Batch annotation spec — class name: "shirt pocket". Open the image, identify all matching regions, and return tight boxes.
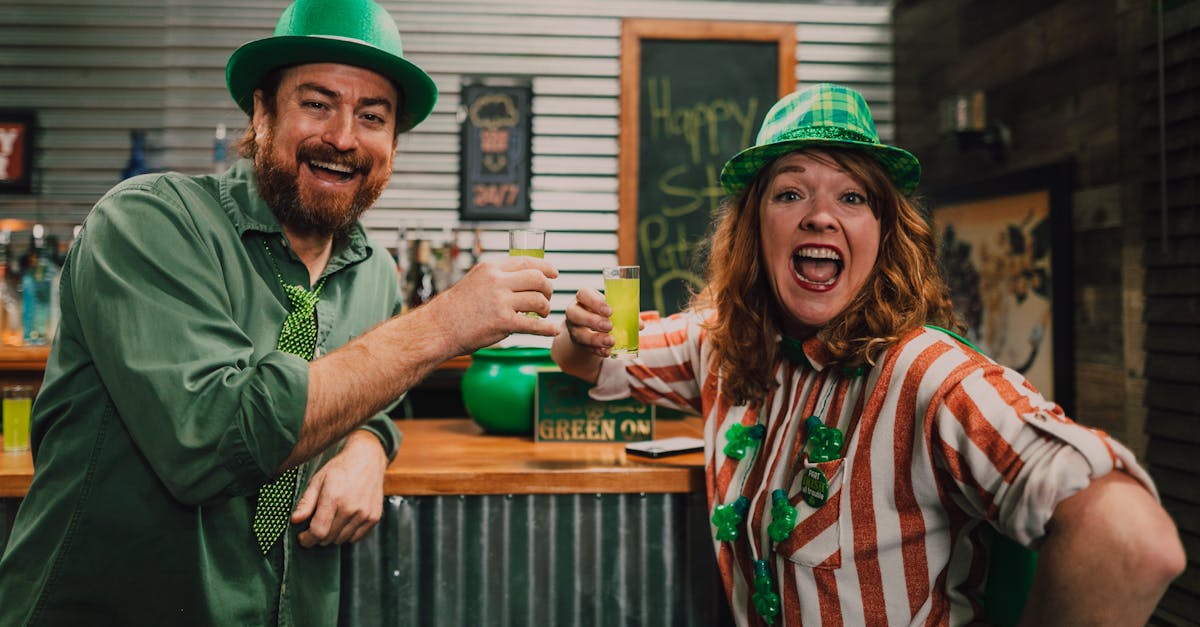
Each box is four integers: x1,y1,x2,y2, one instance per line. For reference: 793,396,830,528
774,456,846,569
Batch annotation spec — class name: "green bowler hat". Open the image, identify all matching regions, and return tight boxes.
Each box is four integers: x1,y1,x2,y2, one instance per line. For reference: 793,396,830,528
719,83,921,196
226,0,438,133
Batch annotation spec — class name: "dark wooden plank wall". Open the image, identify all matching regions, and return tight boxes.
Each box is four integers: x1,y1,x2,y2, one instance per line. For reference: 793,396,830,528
894,0,1145,448
893,0,1198,621
1141,1,1200,620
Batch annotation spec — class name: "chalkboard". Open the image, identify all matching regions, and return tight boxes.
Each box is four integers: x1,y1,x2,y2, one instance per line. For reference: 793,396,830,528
619,20,795,314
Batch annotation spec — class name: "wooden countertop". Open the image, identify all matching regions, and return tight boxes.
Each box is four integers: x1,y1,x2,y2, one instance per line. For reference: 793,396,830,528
0,418,705,498
0,346,51,371
0,347,472,373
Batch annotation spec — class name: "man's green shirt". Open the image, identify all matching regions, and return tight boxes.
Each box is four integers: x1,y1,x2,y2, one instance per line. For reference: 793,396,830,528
0,159,403,625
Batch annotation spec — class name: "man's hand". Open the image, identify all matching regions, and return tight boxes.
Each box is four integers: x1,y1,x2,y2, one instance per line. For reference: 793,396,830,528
293,256,557,471
424,255,559,357
291,430,388,548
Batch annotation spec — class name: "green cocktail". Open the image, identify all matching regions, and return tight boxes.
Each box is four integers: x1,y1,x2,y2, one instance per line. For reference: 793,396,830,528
3,386,32,452
509,229,546,316
603,266,640,359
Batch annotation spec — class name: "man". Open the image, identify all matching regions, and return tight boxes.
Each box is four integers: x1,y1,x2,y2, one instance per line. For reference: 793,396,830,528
0,0,558,624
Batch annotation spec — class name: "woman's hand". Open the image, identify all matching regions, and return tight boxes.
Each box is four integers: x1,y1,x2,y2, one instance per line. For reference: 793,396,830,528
563,288,615,358
551,288,614,384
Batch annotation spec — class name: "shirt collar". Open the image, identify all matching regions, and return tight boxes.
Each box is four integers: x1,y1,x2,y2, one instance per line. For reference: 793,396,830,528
779,335,829,371
779,335,866,378
218,158,372,271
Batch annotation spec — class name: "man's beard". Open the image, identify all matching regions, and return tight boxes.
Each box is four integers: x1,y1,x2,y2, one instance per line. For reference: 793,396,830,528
254,129,391,238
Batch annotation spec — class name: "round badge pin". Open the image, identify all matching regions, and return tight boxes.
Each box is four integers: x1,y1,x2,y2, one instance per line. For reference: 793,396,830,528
799,467,829,507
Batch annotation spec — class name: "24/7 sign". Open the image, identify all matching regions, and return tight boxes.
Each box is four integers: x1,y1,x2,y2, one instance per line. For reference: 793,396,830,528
460,84,532,221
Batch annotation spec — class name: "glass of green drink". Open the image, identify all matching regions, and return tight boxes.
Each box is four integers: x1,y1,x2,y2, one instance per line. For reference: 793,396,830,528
3,385,32,453
508,229,545,259
509,229,545,316
602,265,639,359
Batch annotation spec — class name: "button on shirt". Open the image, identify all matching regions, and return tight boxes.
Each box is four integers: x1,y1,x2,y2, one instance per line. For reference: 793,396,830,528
0,159,403,626
592,310,1158,626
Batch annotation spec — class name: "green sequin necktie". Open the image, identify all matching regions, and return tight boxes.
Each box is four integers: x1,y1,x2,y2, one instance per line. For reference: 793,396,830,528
253,242,327,555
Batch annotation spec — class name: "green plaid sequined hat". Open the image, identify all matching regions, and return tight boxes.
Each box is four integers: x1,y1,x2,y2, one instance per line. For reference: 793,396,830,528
719,83,921,196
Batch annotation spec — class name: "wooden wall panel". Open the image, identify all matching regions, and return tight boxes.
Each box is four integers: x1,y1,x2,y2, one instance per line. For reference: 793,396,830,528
1140,0,1200,620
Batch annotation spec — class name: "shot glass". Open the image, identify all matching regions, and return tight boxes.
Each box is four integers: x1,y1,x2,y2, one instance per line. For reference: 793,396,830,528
510,229,546,316
508,229,545,259
602,266,640,359
3,385,32,453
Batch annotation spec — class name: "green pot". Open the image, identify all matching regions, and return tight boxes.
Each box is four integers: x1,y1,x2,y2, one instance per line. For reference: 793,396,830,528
461,347,556,435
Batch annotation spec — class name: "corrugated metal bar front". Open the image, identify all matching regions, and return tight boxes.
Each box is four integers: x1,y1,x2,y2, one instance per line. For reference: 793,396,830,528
341,492,731,627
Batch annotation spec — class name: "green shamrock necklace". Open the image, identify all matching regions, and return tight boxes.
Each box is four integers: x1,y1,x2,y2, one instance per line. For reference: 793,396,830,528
711,369,851,625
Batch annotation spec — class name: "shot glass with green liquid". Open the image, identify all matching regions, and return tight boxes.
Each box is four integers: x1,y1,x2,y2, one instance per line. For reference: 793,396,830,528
3,385,32,453
508,229,545,259
602,266,639,359
509,229,545,316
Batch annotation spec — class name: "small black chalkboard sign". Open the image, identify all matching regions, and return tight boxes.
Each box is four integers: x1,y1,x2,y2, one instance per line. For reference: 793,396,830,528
459,82,533,221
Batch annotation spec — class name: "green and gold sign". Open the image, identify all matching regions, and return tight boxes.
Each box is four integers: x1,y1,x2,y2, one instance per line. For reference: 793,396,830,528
535,370,655,442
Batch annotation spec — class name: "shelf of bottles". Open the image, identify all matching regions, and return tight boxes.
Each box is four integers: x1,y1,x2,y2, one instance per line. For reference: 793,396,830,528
0,221,77,355
394,225,482,314
0,219,482,374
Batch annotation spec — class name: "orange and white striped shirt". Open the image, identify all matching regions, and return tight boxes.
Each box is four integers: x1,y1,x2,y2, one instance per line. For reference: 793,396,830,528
591,310,1155,626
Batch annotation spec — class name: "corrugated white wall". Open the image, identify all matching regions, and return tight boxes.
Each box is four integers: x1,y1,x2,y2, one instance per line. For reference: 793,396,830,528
0,0,893,319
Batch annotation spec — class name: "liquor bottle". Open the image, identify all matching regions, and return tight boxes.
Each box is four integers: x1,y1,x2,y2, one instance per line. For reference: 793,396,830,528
121,130,151,180
470,227,483,266
393,227,410,314
451,228,473,284
0,231,21,347
433,227,454,291
44,233,61,344
20,224,58,346
213,124,228,174
406,238,437,310
45,227,75,344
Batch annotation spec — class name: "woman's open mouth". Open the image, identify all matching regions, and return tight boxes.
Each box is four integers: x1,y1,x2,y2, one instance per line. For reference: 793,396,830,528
793,246,843,287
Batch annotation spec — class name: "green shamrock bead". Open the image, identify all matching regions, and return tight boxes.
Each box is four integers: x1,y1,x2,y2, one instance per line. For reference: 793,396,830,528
711,496,749,542
722,423,766,460
804,415,844,463
767,489,798,542
752,559,781,625
723,424,750,459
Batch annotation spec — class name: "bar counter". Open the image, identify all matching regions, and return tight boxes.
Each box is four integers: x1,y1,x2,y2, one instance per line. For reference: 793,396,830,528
384,417,705,495
0,418,728,626
1,417,705,498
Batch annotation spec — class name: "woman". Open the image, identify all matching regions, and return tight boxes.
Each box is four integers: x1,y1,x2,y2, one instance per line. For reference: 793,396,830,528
552,83,1183,626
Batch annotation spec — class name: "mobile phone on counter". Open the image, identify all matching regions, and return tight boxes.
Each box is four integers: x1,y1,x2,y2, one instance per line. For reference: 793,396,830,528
625,437,704,459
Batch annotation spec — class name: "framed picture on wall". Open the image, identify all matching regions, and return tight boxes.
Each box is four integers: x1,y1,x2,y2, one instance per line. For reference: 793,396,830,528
929,163,1074,414
0,109,36,194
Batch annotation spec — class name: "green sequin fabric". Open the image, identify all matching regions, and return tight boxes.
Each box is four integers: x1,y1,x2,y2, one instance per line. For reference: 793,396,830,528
252,243,326,555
